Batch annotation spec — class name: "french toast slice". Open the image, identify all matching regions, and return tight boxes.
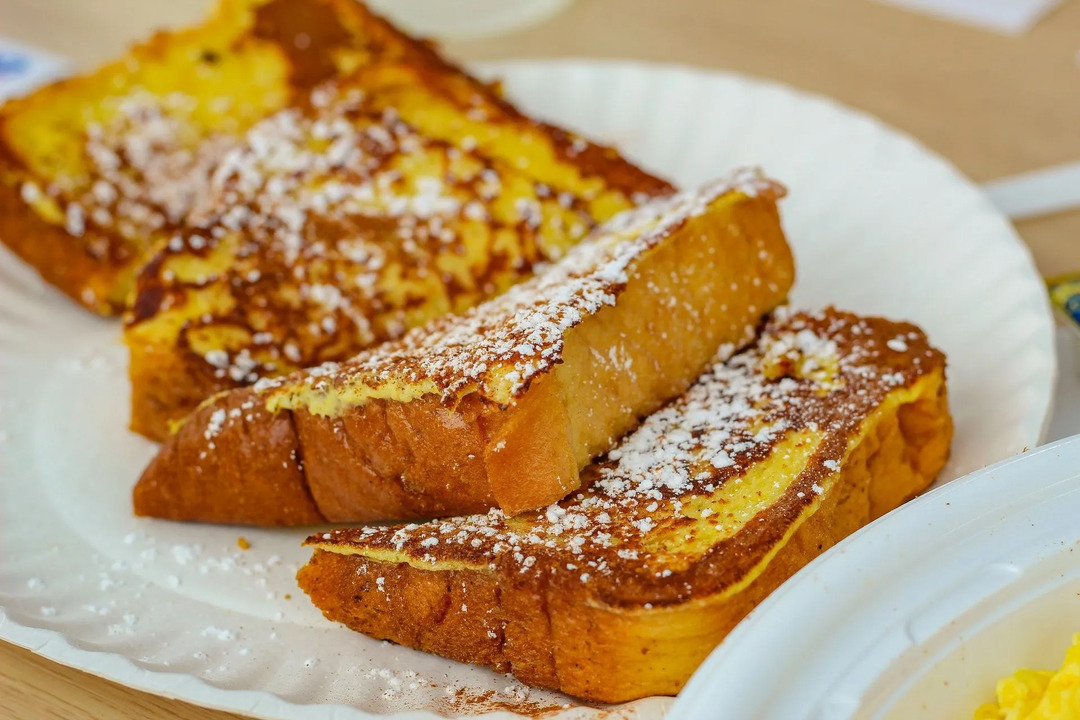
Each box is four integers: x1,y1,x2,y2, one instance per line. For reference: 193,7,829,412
123,60,673,442
297,308,953,703
0,0,401,313
0,0,669,361
133,170,796,525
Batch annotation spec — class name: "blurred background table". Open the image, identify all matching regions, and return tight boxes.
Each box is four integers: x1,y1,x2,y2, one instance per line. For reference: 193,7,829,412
1,0,1078,718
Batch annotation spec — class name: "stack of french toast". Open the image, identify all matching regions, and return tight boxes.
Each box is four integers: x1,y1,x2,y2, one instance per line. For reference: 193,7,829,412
0,0,953,705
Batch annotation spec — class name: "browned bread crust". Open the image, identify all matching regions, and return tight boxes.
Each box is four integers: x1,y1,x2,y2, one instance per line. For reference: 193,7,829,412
296,309,952,702
133,172,795,525
0,153,137,312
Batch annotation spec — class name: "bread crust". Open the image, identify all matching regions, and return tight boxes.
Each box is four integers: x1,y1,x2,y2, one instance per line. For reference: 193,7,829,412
132,386,324,525
0,148,134,313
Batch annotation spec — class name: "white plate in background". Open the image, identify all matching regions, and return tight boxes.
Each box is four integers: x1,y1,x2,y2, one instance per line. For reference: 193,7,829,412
673,435,1080,720
0,60,1056,719
363,0,573,40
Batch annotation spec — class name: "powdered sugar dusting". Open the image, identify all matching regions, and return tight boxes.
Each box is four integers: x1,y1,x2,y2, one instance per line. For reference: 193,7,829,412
266,168,779,408
311,308,944,600
110,78,664,391
57,93,237,261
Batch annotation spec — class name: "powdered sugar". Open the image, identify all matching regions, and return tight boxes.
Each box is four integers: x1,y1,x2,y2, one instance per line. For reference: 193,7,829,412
204,409,226,440
115,79,652,390
266,169,778,408
313,309,943,596
201,626,237,641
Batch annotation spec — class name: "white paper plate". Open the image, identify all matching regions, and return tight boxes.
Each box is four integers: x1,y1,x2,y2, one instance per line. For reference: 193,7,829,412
0,60,1055,719
672,434,1080,720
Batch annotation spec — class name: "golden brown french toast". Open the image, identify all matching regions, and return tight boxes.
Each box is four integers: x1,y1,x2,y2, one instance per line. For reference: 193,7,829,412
133,170,796,525
297,308,952,703
0,0,671,438
123,60,673,441
0,0,401,313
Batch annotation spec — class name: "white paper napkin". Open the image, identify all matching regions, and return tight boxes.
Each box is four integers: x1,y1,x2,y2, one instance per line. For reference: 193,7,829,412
870,0,1065,34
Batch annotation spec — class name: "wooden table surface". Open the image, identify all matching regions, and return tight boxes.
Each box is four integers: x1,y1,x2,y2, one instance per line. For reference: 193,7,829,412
1,0,1078,717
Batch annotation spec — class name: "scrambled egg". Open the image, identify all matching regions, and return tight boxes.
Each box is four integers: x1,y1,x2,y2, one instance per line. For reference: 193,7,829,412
975,635,1080,719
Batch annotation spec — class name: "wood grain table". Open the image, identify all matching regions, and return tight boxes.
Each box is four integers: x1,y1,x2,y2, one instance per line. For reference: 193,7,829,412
1,0,1078,717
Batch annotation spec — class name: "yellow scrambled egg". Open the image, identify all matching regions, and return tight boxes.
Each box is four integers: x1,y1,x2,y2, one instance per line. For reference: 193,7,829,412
974,635,1080,719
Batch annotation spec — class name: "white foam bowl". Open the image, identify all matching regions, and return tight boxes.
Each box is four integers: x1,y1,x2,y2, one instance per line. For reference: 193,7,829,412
671,434,1080,720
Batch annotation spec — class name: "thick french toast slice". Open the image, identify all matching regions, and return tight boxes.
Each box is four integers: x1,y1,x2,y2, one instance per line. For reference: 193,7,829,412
297,308,952,703
133,170,796,525
0,0,385,313
124,62,672,442
0,0,669,319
